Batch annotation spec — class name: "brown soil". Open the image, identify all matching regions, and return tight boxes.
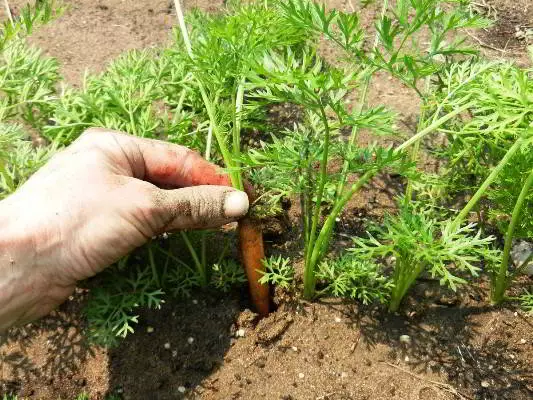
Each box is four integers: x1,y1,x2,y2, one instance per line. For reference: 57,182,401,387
1,1,533,400
471,0,532,65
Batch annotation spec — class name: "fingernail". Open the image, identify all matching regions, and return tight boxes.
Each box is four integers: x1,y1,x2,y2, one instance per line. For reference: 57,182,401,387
224,191,249,218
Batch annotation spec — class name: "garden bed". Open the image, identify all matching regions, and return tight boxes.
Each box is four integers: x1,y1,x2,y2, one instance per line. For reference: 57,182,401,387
1,1,533,399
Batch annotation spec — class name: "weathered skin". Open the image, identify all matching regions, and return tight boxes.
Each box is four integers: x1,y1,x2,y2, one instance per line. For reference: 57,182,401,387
0,128,249,331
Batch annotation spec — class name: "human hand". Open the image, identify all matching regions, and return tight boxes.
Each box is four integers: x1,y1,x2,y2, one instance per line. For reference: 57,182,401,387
0,128,248,330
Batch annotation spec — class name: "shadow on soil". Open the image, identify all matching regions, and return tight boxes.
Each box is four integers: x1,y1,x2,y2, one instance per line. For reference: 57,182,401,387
335,281,533,400
0,291,240,400
0,293,96,395
105,294,241,400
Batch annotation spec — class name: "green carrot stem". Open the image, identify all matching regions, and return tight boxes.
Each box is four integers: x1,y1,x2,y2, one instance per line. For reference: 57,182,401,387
173,0,241,188
303,100,475,299
450,137,525,232
492,167,533,304
404,76,431,205
337,0,390,196
148,245,160,287
396,101,474,152
232,79,245,190
180,232,207,287
173,0,193,59
305,104,332,273
303,169,377,299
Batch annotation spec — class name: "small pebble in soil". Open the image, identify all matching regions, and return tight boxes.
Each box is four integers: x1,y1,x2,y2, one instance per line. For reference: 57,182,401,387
146,326,154,333
404,356,410,362
192,299,198,305
519,338,527,344
177,386,186,393
481,380,490,388
187,337,195,344
334,316,342,323
399,335,411,344
164,342,171,349
291,346,298,352
298,372,305,379
235,329,246,338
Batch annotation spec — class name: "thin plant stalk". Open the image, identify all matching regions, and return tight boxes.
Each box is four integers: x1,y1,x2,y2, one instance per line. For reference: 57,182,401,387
396,101,475,152
305,104,332,271
148,245,160,287
404,77,431,205
337,0,389,197
303,168,376,298
232,78,245,190
173,0,241,189
491,168,533,304
388,258,425,312
450,136,525,231
180,231,207,286
3,0,14,27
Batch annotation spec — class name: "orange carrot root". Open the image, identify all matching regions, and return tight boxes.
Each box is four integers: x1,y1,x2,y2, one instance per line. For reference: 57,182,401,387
238,216,269,316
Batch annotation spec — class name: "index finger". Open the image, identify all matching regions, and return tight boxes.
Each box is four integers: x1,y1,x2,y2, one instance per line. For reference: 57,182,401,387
84,129,233,188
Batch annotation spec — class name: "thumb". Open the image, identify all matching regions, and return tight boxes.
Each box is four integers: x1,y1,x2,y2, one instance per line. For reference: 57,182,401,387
155,185,249,231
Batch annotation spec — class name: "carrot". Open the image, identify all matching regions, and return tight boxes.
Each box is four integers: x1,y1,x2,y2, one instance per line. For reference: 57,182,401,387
194,166,269,315
238,184,269,316
238,216,269,316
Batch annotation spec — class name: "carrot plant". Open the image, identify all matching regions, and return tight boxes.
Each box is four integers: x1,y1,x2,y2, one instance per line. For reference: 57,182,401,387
351,203,500,312
243,0,491,300
427,62,533,304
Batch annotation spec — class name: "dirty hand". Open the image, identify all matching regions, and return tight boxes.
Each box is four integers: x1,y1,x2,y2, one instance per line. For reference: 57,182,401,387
0,128,248,331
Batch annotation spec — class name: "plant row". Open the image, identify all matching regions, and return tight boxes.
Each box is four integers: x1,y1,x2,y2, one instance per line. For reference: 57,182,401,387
0,0,532,346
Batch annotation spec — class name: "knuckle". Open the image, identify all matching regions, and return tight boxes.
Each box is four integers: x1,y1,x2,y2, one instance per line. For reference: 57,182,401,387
188,187,225,221
136,184,171,234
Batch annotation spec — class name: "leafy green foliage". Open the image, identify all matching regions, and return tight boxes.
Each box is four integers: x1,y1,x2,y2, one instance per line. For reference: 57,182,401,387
2,0,523,343
0,39,59,127
0,3,60,198
0,123,54,197
241,0,491,300
45,50,197,146
434,63,533,198
85,258,165,347
259,255,294,289
429,61,533,303
351,205,500,311
488,148,533,239
317,255,392,304
211,259,247,292
518,289,533,314
0,0,63,51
